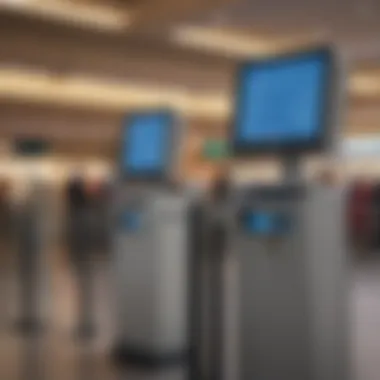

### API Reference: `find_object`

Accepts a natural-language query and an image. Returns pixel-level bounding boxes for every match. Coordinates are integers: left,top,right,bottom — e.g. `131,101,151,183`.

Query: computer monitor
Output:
231,47,337,156
120,110,176,181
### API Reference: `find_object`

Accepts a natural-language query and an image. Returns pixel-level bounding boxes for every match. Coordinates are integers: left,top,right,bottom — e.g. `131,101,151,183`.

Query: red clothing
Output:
349,183,373,239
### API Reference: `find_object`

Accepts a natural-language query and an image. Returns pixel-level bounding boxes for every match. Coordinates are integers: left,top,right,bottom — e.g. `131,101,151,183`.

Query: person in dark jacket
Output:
65,173,96,339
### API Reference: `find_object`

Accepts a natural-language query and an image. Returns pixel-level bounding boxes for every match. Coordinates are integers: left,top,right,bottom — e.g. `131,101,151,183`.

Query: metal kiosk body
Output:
112,110,190,377
223,48,351,380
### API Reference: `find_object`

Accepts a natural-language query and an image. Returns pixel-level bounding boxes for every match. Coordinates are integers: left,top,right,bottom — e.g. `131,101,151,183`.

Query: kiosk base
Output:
111,343,189,369
112,191,190,371
229,184,350,380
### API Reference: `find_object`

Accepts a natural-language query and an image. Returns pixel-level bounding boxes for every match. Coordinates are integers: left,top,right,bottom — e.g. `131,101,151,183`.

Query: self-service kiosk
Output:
112,110,191,374
222,48,351,380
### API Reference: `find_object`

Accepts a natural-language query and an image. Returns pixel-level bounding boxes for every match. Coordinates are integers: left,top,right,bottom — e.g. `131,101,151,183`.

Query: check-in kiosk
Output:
224,48,351,380
112,110,190,373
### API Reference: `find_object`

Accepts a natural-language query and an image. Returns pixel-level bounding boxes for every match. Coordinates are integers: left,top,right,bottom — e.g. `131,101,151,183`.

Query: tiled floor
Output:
1,248,380,380
0,248,187,380
352,258,380,380
0,248,117,380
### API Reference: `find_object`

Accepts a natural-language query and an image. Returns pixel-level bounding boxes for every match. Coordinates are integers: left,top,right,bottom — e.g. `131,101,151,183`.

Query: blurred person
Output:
65,172,97,339
0,179,13,249
86,177,110,255
371,179,380,252
0,178,14,328
99,177,113,256
348,178,373,253
15,178,52,334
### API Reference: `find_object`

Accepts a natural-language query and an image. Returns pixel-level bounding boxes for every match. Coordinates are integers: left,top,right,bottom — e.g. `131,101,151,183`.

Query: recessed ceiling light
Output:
171,26,327,58
0,0,132,31
171,26,271,58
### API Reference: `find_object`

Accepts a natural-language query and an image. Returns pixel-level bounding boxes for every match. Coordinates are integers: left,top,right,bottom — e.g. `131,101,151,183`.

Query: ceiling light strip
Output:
0,67,230,118
0,67,377,119
0,0,131,31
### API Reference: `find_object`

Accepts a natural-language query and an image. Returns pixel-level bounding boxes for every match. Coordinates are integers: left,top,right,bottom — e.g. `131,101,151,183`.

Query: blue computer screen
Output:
235,51,329,146
121,112,172,175
242,211,290,236
245,212,273,234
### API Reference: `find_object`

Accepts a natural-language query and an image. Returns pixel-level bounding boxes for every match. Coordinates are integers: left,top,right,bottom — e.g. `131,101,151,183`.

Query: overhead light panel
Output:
0,0,131,31
0,66,376,120
0,67,229,119
172,26,327,58
172,26,272,58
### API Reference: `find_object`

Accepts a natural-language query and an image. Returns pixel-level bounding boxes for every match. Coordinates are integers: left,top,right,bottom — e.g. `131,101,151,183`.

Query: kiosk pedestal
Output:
113,188,190,368
228,184,349,380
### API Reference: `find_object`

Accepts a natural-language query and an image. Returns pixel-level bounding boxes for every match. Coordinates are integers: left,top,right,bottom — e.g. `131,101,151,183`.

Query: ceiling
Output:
0,0,380,157
190,0,380,59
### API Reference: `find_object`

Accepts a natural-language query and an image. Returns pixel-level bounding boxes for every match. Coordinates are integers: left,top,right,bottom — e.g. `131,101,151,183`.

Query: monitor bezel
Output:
229,46,338,157
118,109,179,184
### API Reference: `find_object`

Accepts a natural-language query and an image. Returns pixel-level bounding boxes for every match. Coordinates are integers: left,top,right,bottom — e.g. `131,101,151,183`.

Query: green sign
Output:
202,139,229,161
13,138,51,157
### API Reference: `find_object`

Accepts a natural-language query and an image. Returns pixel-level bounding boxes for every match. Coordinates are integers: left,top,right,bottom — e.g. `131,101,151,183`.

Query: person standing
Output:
65,173,96,339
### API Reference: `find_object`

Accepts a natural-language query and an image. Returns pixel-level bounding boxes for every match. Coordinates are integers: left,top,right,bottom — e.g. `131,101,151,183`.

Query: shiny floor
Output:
1,248,380,380
0,248,186,380
0,249,116,380
352,258,380,380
